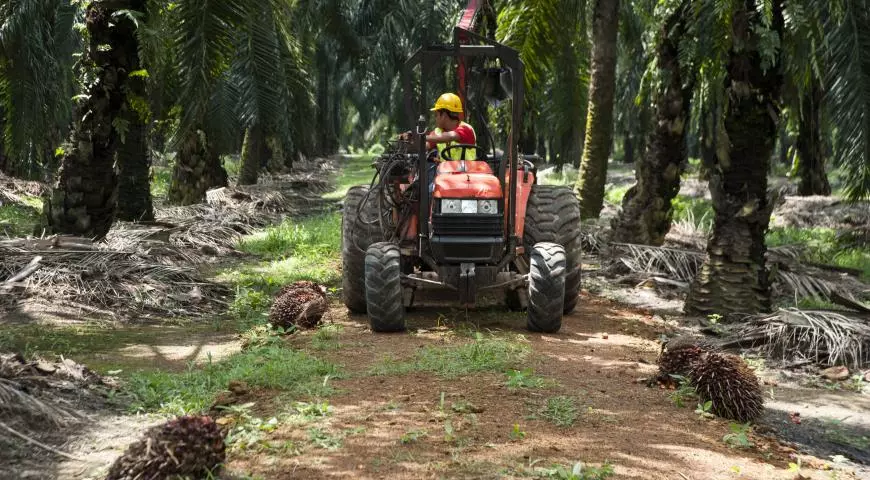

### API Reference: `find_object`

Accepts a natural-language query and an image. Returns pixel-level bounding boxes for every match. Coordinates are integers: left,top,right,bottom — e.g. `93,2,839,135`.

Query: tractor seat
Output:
436,160,494,176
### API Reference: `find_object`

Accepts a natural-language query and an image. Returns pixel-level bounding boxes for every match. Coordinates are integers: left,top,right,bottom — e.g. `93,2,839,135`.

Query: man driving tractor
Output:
400,92,477,160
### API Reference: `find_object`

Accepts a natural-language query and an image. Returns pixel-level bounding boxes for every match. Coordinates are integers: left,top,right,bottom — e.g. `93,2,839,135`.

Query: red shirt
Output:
427,122,476,150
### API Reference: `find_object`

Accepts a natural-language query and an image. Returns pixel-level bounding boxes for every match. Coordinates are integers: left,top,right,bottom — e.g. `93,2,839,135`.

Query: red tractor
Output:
341,6,581,333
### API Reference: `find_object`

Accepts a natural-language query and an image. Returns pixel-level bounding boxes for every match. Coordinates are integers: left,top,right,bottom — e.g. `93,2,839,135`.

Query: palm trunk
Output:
116,114,153,221
575,0,620,219
622,136,635,164
167,130,227,205
610,1,692,246
685,0,784,317
116,60,153,221
796,80,831,196
239,125,268,185
0,108,8,176
47,0,143,239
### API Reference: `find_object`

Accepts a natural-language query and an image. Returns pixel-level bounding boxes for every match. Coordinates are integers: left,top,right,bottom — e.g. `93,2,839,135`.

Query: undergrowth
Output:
0,197,43,236
127,345,340,415
767,227,870,280
368,332,530,378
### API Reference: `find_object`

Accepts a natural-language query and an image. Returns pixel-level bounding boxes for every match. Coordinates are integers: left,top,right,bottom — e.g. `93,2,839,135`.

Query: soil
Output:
221,293,868,480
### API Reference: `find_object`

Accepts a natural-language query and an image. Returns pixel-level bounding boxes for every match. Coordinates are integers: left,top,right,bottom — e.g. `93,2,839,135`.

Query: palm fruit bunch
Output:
656,335,718,382
690,351,763,422
268,280,328,330
105,415,226,480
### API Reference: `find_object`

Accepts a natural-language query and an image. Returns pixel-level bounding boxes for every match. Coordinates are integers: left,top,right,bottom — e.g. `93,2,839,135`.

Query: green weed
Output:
539,396,580,427
510,423,526,441
311,324,343,351
150,165,172,199
399,429,428,445
127,345,340,414
722,422,754,449
604,185,630,205
668,375,697,408
505,368,552,390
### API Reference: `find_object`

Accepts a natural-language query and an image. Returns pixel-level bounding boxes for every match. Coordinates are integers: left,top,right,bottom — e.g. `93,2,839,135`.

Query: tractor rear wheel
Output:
524,185,582,313
365,242,405,332
527,242,566,333
341,186,385,313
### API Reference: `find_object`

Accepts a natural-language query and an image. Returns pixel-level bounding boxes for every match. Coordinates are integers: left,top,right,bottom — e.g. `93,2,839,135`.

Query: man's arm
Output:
426,130,460,144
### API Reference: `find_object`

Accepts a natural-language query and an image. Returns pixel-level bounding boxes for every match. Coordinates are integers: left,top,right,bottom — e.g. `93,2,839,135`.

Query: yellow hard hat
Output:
430,92,464,113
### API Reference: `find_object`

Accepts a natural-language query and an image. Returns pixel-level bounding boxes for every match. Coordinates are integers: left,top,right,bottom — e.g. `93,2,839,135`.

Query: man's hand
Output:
398,130,414,142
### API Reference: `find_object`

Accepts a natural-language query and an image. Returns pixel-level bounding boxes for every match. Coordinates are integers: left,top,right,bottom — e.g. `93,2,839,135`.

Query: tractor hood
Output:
432,161,502,199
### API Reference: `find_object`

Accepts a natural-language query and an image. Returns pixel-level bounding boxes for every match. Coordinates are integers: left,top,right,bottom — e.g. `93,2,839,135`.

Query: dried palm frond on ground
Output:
611,243,704,283
690,352,764,422
737,308,870,369
105,415,226,480
0,237,230,318
0,353,109,429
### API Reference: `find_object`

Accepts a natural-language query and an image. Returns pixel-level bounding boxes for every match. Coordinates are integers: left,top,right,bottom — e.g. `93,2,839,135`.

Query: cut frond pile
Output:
738,308,870,369
0,236,230,318
0,353,108,429
612,243,704,282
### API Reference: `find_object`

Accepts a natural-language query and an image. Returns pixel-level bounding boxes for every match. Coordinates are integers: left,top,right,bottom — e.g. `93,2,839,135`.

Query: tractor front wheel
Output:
341,186,384,313
527,242,566,333
365,242,405,332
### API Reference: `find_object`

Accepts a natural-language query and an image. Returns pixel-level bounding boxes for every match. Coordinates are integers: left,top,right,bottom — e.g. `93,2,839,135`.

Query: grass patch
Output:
126,344,340,415
505,368,552,390
767,227,870,281
369,332,530,378
671,195,713,225
604,184,630,205
311,324,343,351
323,155,376,200
239,212,341,260
0,198,43,237
537,396,580,427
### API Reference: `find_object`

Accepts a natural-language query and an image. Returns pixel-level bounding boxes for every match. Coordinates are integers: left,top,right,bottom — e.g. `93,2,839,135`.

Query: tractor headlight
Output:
441,199,461,213
460,199,478,214
478,200,497,214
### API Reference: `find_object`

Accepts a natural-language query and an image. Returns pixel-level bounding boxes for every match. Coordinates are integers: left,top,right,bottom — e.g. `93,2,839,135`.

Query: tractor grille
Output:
432,214,503,236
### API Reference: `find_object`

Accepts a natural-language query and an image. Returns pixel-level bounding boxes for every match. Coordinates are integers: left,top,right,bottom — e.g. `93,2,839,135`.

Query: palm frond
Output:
172,0,245,142
738,308,870,368
612,242,705,282
0,0,79,170
822,0,870,200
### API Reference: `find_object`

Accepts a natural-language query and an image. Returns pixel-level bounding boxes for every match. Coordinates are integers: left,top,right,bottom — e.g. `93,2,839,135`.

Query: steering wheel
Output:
439,144,488,161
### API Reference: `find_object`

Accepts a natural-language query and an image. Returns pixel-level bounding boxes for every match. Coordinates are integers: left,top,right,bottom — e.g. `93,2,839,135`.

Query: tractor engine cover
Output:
430,161,504,264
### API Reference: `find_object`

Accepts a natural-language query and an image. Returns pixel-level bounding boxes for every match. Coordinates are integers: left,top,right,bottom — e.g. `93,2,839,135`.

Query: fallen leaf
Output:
820,366,850,381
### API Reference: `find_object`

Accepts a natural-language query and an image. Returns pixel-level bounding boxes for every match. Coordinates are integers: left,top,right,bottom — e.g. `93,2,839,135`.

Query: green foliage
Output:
722,422,754,449
126,345,340,415
368,332,531,378
604,185,631,205
668,375,697,408
310,324,343,351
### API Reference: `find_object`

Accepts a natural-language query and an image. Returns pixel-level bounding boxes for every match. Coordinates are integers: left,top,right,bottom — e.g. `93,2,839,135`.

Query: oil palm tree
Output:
46,0,145,239
610,0,693,246
575,0,620,219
